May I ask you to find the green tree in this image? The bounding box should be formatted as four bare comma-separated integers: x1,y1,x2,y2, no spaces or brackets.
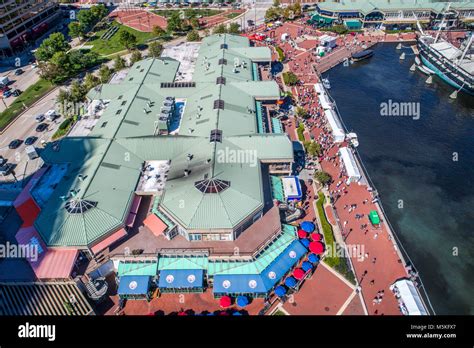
273,0,281,7
295,106,309,119
35,32,70,62
213,24,227,34
38,61,65,84
70,80,88,103
113,55,127,71
292,2,302,17
265,7,281,21
77,9,96,29
84,72,100,91
148,41,163,58
186,30,200,42
314,171,332,186
283,71,299,86
167,12,183,33
90,4,108,21
98,64,113,83
152,25,167,37
308,141,321,157
118,30,137,50
68,21,87,40
130,50,142,65
228,22,240,34
190,18,200,30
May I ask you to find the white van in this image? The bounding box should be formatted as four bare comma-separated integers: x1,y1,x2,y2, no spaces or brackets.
45,109,58,121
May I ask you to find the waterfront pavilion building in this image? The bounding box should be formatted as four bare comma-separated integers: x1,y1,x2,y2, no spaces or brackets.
311,0,474,30
13,34,309,298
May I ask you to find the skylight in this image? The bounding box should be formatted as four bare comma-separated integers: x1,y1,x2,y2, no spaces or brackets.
194,179,230,194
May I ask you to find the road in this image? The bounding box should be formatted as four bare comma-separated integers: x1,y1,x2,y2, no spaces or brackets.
0,89,61,184
232,0,272,30
0,66,41,113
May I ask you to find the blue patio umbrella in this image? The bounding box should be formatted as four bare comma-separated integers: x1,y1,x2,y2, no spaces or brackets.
284,276,297,288
308,253,320,264
274,285,287,297
301,221,315,233
236,295,249,307
207,312,216,316
300,238,310,248
233,311,243,316
301,261,313,272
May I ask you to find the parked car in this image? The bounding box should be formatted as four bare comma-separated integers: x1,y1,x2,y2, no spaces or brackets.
0,163,16,176
2,89,12,98
11,88,21,97
8,139,22,149
35,114,45,122
0,156,6,166
24,136,38,145
35,123,48,132
14,68,24,76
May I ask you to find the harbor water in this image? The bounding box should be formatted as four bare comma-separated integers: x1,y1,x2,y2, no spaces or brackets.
327,42,474,314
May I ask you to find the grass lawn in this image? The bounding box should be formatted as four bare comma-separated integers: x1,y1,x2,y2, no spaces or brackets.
225,12,241,19
89,22,157,56
316,191,356,284
0,79,54,132
153,9,222,18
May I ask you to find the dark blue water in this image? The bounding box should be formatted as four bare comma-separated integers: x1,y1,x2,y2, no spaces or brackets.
327,43,474,315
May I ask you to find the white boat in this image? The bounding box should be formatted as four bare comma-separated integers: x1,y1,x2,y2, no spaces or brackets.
322,78,331,89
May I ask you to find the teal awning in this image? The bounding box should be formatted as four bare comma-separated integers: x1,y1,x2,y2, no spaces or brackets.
344,20,362,29
118,261,158,277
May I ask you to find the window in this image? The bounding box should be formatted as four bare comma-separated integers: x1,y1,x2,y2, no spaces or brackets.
213,99,224,110
189,234,202,241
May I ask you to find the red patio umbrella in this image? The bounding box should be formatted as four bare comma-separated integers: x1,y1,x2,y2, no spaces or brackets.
309,241,324,254
297,229,308,239
219,296,232,308
178,311,187,316
311,233,322,241
293,268,305,280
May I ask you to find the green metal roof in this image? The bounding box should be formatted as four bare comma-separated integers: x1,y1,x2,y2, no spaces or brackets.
118,261,158,276
37,35,293,247
158,256,209,270
317,0,471,15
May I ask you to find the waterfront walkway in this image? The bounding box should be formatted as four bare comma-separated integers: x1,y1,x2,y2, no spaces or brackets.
253,18,416,315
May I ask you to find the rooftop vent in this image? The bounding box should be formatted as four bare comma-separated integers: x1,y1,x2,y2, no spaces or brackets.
216,76,226,85
210,129,222,143
194,179,230,194
213,99,224,110
218,58,227,65
220,44,228,49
